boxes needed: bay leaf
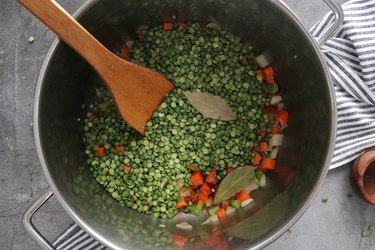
[213,166,255,204]
[184,92,237,121]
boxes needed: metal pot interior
[35,0,335,249]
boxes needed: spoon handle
[18,0,116,75]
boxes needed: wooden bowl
[351,150,375,205]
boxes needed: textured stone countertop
[1,0,374,249]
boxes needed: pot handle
[316,0,344,47]
[23,188,55,250]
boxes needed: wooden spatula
[19,0,174,134]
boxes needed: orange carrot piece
[234,191,251,202]
[225,167,234,175]
[272,126,281,134]
[221,199,231,209]
[276,110,289,126]
[263,66,274,77]
[255,70,264,80]
[115,146,125,154]
[205,168,218,185]
[259,142,269,153]
[119,47,130,61]
[265,75,276,84]
[97,146,105,157]
[176,198,188,209]
[259,129,266,137]
[191,171,204,186]
[91,112,100,121]
[261,158,276,170]
[163,22,173,31]
[123,164,131,174]
[200,183,212,196]
[252,152,262,166]
[179,22,187,29]
[216,207,227,220]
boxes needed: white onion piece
[260,174,266,187]
[242,182,259,194]
[205,23,221,30]
[255,52,272,67]
[269,134,284,147]
[270,146,280,159]
[270,95,282,105]
[125,40,134,49]
[176,222,193,230]
[136,25,149,32]
[226,206,236,216]
[241,198,254,207]
[202,215,219,225]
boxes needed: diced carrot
[163,22,173,31]
[115,146,125,154]
[261,158,276,170]
[205,168,218,185]
[97,146,105,157]
[263,105,277,114]
[119,47,130,61]
[225,167,234,175]
[252,152,262,166]
[272,126,281,134]
[200,183,212,196]
[216,207,227,221]
[265,75,276,85]
[234,191,251,202]
[198,192,209,204]
[191,171,204,186]
[91,112,100,121]
[179,22,187,29]
[263,66,274,77]
[176,198,188,209]
[123,164,131,174]
[276,110,288,126]
[259,142,269,153]
[255,70,264,80]
[173,234,189,248]
[221,199,231,209]
[258,165,267,173]
[240,55,247,63]
[259,129,266,137]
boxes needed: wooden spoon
[18,0,174,134]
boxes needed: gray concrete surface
[1,0,374,249]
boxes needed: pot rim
[33,0,337,249]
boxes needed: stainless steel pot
[23,0,342,249]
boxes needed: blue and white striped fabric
[53,0,375,248]
[311,0,375,169]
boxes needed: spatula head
[104,58,174,134]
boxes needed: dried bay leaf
[213,166,255,204]
[184,92,237,121]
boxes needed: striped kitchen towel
[52,0,375,249]
[311,0,375,169]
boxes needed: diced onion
[269,134,284,147]
[270,95,282,105]
[226,206,236,216]
[260,174,266,187]
[241,198,254,207]
[205,23,222,31]
[125,40,134,49]
[270,146,279,159]
[136,25,149,32]
[202,215,219,225]
[255,52,272,68]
